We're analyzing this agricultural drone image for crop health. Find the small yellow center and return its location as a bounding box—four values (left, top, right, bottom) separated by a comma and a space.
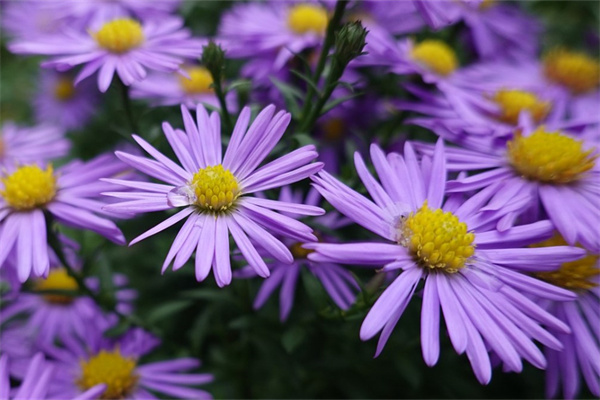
531, 235, 599, 291
94, 19, 144, 53
191, 165, 240, 213
507, 128, 596, 184
34, 268, 78, 304
1, 165, 57, 210
287, 4, 328, 35
493, 89, 550, 125
410, 40, 458, 76
544, 49, 600, 94
178, 66, 214, 94
322, 118, 345, 142
401, 201, 475, 273
290, 242, 314, 259
54, 77, 76, 101
77, 349, 138, 400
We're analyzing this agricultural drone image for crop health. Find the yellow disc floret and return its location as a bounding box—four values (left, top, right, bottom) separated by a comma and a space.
1, 165, 57, 210
77, 349, 138, 399
287, 4, 328, 35
191, 164, 240, 213
400, 201, 475, 273
34, 268, 78, 304
54, 76, 76, 101
507, 128, 597, 184
290, 242, 314, 259
531, 234, 599, 291
179, 66, 214, 94
94, 18, 144, 53
493, 89, 550, 125
411, 40, 458, 76
544, 49, 600, 94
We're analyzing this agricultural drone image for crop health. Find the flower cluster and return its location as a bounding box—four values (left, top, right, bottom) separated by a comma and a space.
1, 1, 598, 399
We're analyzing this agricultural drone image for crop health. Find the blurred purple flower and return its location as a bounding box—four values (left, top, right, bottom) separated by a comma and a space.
0, 122, 69, 169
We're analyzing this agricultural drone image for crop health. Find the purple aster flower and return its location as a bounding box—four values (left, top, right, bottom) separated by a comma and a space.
0, 1, 65, 42
0, 153, 129, 282
527, 235, 600, 399
349, 1, 427, 36
413, 120, 600, 252
0, 353, 103, 400
0, 122, 69, 169
34, 70, 100, 130
218, 1, 332, 70
131, 64, 236, 111
42, 328, 213, 400
10, 16, 204, 92
411, 0, 472, 30
103, 104, 323, 287
307, 139, 585, 384
236, 187, 359, 321
0, 261, 136, 346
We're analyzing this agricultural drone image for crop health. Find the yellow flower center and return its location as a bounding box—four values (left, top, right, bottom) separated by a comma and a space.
410, 40, 458, 76
287, 4, 328, 35
1, 165, 57, 210
191, 165, 240, 213
531, 235, 599, 291
400, 201, 475, 273
77, 349, 138, 400
507, 128, 596, 184
493, 89, 550, 125
34, 268, 78, 304
54, 76, 76, 101
290, 242, 314, 259
178, 66, 214, 94
94, 18, 144, 53
544, 49, 600, 94
322, 118, 345, 142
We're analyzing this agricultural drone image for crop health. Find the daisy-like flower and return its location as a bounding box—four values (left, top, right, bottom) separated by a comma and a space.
0, 353, 104, 400
42, 328, 213, 400
219, 1, 331, 70
34, 70, 99, 130
10, 16, 204, 92
0, 153, 128, 282
131, 64, 236, 111
104, 104, 323, 287
0, 122, 69, 169
0, 1, 65, 42
528, 235, 600, 399
236, 187, 359, 321
0, 262, 136, 345
308, 140, 584, 384
413, 122, 600, 252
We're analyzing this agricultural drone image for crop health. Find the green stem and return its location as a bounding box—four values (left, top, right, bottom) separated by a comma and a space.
118, 78, 139, 134
298, 0, 348, 128
211, 79, 233, 133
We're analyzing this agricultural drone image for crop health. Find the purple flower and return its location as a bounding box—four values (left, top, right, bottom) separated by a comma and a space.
527, 235, 600, 399
10, 16, 204, 92
104, 104, 323, 287
42, 328, 213, 399
413, 121, 600, 252
218, 1, 331, 70
131, 65, 236, 111
0, 1, 65, 42
0, 263, 135, 346
308, 140, 584, 384
237, 187, 359, 321
0, 153, 129, 282
34, 70, 100, 130
0, 353, 103, 400
0, 122, 69, 169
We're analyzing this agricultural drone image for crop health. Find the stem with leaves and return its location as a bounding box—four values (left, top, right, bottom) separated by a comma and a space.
118, 78, 139, 134
203, 41, 233, 133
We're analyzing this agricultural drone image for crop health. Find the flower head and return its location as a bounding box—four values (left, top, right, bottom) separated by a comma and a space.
0, 153, 129, 282
104, 104, 323, 287
309, 140, 583, 383
10, 16, 205, 92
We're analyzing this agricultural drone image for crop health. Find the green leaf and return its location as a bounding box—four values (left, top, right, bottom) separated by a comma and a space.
321, 92, 364, 115
281, 326, 306, 353
290, 69, 322, 95
270, 77, 302, 118
147, 300, 192, 324
103, 319, 131, 338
